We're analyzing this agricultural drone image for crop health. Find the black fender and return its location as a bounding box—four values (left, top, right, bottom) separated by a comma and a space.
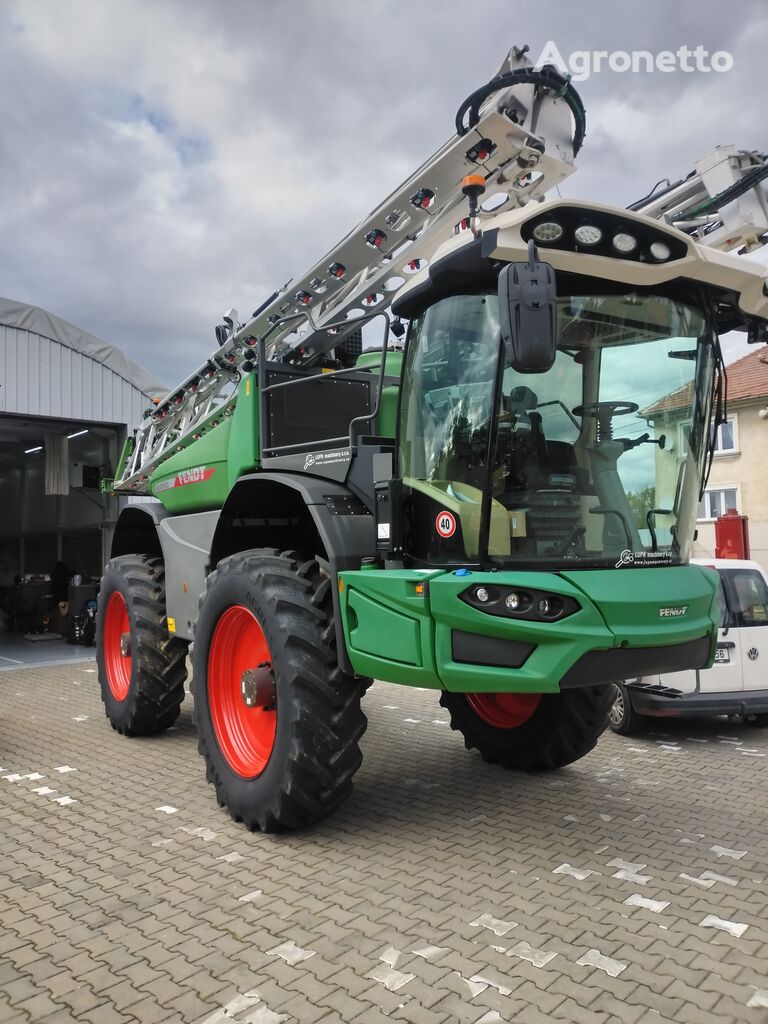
111, 501, 168, 558
211, 473, 375, 674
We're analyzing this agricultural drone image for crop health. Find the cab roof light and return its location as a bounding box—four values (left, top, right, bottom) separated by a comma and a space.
532, 221, 564, 243
649, 240, 672, 261
574, 224, 603, 246
612, 232, 638, 254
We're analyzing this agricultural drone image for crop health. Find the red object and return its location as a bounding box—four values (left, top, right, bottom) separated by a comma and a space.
207, 605, 277, 778
465, 692, 542, 729
103, 591, 131, 700
365, 228, 387, 249
714, 509, 750, 560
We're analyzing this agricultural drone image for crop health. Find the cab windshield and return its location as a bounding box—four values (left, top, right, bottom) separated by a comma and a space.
399, 289, 715, 569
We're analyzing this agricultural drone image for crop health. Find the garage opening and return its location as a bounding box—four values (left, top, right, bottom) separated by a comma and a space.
0, 413, 122, 667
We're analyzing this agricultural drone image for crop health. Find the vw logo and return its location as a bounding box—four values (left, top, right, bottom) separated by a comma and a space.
747, 647, 759, 661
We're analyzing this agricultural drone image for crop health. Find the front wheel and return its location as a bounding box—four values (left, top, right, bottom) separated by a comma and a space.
192, 549, 369, 832
440, 685, 613, 770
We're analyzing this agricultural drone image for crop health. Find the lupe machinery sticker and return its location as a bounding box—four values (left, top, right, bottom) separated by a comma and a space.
303, 449, 351, 471
435, 510, 457, 539
615, 548, 673, 569
155, 465, 215, 491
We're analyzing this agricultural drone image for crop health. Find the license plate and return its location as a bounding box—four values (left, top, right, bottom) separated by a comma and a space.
714, 646, 730, 664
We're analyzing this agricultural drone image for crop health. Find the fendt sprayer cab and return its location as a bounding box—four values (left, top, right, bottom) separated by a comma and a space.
97, 47, 768, 831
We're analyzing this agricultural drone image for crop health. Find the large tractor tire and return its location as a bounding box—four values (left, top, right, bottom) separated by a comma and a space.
97, 555, 189, 735
192, 549, 369, 832
440, 685, 613, 770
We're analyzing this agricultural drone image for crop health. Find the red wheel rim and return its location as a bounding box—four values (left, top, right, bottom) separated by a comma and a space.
466, 691, 541, 729
208, 605, 277, 778
103, 591, 132, 701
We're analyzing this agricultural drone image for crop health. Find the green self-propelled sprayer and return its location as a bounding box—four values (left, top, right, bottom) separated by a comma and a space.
99, 46, 768, 831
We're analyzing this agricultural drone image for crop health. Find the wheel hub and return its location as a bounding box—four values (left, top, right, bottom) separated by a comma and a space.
208, 605, 277, 779
240, 662, 275, 709
103, 591, 132, 702
466, 691, 541, 729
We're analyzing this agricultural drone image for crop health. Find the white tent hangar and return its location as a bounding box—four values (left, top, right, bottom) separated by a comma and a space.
0, 295, 164, 609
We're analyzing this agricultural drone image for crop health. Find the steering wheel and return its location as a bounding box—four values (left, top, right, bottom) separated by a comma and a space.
572, 401, 639, 442
572, 401, 639, 419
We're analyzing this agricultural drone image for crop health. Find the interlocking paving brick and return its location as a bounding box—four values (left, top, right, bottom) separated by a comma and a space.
2, 662, 768, 1023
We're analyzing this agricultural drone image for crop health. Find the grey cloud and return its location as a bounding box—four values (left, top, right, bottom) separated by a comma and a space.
1, 0, 766, 386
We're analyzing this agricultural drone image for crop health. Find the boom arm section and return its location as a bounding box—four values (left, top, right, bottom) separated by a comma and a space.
631, 144, 768, 255
114, 45, 586, 494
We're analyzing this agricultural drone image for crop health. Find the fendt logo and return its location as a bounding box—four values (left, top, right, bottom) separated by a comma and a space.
659, 606, 688, 618
154, 465, 215, 491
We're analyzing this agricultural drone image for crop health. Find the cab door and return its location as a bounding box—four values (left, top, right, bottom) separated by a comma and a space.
722, 566, 768, 693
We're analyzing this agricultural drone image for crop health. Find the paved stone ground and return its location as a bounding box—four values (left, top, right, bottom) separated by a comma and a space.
1, 662, 768, 1024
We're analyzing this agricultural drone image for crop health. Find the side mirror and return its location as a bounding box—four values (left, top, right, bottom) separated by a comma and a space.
498, 241, 558, 373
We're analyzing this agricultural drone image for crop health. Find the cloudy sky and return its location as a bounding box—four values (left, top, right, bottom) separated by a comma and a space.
1, 0, 766, 388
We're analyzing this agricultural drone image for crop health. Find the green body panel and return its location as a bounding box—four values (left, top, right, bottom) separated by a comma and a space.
560, 566, 720, 648
339, 570, 442, 686
338, 564, 719, 693
226, 374, 260, 490
115, 436, 134, 482
355, 351, 403, 438
150, 419, 232, 512
149, 376, 261, 513
376, 386, 400, 438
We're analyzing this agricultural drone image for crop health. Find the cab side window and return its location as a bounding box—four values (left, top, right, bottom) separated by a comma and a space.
724, 569, 768, 627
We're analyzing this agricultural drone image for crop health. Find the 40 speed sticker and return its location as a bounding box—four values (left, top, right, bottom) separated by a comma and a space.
435, 510, 457, 538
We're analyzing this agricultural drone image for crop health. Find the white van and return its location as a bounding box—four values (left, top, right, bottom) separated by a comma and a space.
610, 558, 768, 733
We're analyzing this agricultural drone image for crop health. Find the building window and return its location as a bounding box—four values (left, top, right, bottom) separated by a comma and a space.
712, 415, 738, 455
698, 485, 740, 521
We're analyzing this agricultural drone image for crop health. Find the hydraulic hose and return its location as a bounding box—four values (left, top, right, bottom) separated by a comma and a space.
455, 65, 587, 156
671, 161, 768, 223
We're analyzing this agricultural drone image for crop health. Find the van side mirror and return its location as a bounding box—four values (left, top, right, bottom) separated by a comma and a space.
498, 241, 558, 373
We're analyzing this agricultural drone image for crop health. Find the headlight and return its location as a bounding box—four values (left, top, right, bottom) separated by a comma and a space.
461, 585, 578, 622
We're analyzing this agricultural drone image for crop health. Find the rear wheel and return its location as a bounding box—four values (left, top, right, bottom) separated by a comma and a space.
608, 683, 646, 736
96, 555, 189, 735
440, 685, 612, 770
192, 549, 369, 832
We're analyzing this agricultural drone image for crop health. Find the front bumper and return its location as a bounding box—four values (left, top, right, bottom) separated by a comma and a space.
339, 565, 719, 693
629, 685, 768, 718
